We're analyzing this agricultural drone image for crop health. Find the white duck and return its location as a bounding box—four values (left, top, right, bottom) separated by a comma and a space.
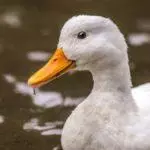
28, 15, 150, 150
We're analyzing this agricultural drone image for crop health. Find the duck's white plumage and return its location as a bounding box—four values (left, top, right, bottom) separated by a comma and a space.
57, 15, 150, 150
132, 83, 150, 114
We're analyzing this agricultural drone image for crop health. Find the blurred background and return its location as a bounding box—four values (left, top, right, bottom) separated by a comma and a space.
0, 0, 150, 149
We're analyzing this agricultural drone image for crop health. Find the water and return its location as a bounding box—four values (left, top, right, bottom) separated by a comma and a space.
0, 0, 150, 149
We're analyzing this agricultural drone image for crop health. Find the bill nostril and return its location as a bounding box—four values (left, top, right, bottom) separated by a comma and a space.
53, 58, 58, 62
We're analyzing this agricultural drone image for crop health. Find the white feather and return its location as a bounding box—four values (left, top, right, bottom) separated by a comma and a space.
56, 15, 150, 150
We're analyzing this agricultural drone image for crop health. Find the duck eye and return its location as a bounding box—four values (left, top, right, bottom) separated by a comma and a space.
77, 31, 87, 39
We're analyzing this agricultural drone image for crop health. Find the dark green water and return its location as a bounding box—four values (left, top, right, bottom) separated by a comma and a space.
0, 0, 150, 149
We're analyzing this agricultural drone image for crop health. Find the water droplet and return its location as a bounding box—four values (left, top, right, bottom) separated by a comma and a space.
33, 88, 36, 95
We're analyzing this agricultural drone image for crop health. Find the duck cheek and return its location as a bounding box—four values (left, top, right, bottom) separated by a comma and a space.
73, 59, 87, 71
58, 45, 75, 60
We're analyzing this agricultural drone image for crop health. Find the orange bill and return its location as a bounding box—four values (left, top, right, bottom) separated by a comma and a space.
28, 48, 75, 88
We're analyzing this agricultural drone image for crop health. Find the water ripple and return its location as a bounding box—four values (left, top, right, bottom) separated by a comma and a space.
128, 33, 150, 46
0, 115, 5, 124
3, 74, 84, 108
0, 10, 21, 28
27, 51, 50, 62
23, 118, 63, 136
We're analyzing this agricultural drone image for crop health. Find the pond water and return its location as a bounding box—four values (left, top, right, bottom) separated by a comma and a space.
0, 0, 150, 149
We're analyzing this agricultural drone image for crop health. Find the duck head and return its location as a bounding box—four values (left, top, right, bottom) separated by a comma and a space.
28, 15, 128, 88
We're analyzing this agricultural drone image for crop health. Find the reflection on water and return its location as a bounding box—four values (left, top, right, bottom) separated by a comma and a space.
4, 74, 84, 108
0, 115, 4, 124
1, 0, 150, 149
128, 33, 150, 46
23, 118, 63, 136
3, 73, 84, 149
137, 19, 150, 31
27, 51, 50, 62
0, 10, 21, 28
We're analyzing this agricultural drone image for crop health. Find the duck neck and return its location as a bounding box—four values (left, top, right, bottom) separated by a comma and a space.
91, 61, 132, 94
89, 60, 137, 112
